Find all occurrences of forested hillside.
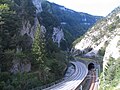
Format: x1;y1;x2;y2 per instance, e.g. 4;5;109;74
41;1;102;48
0;0;102;89
0;0;66;89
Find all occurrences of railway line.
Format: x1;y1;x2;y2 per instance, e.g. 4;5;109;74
89;70;96;90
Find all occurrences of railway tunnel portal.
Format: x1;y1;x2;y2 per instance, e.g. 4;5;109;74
88;63;95;70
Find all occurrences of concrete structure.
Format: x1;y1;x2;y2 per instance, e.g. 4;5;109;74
43;61;88;90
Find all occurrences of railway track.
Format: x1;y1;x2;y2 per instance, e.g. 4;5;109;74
89;70;96;90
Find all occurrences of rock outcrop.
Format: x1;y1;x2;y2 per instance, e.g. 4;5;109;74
11;0;44;73
32;0;43;13
74;6;120;59
52;27;65;47
73;7;120;89
103;33;120;70
21;0;43;40
10;59;31;74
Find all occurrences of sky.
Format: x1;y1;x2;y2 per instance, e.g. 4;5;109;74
47;0;120;16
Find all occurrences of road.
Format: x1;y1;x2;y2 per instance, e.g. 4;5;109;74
43;61;88;90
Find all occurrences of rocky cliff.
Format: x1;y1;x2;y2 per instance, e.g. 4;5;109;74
74;7;120;59
9;0;102;73
73;6;120;90
41;1;102;48
0;0;67;88
10;0;44;73
10;0;62;74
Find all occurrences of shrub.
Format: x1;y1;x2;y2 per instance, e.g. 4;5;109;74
0;72;11;82
98;47;105;56
101;57;120;89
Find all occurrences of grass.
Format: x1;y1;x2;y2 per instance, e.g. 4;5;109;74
75;56;94;62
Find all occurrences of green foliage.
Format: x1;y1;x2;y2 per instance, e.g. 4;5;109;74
0;0;21;72
0;4;9;12
0;0;67;89
49;60;65;79
101;57;120;90
63;29;74;49
32;24;46;68
108;23;116;31
0;72;11;82
108;16;120;31
14;0;36;25
0;50;14;71
19;34;33;52
46;39;60;54
0;3;21;50
52;51;67;62
60;40;68;50
72;36;84;47
31;24;66;83
98;47;106;56
0;72;42;90
38;11;60;34
41;1;102;49
41;1;51;11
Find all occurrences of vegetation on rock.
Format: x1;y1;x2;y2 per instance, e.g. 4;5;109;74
0;0;67;89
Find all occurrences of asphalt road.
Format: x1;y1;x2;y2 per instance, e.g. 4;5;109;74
44;61;88;90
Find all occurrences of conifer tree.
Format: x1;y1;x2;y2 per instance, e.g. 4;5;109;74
32;24;47;80
0;0;21;71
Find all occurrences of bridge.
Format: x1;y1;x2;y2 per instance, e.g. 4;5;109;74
43;61;88;90
37;58;100;90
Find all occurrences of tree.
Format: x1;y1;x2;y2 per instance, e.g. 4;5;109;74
0;0;21;71
14;0;36;25
32;24;47;81
32;24;45;65
103;57;120;89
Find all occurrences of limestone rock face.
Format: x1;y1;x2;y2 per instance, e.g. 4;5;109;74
73;9;120;88
21;0;43;40
10;59;31;74
74;7;120;58
41;25;46;34
20;0;45;40
11;0;45;74
21;18;38;40
103;34;120;70
52;27;65;47
32;0;43;13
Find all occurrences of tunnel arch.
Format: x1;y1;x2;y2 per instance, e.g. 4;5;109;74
88;63;95;70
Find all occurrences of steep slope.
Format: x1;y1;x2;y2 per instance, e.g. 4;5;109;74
0;0;66;89
73;6;120;90
74;6;120;57
0;0;102;89
41;1;102;48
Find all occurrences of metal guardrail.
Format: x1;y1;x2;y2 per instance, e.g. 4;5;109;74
31;78;64;90
31;63;76;90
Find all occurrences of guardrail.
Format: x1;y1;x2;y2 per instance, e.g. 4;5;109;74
31;62;76;90
45;61;88;90
30;79;64;90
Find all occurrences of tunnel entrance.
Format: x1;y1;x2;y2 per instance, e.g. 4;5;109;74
88;63;95;70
